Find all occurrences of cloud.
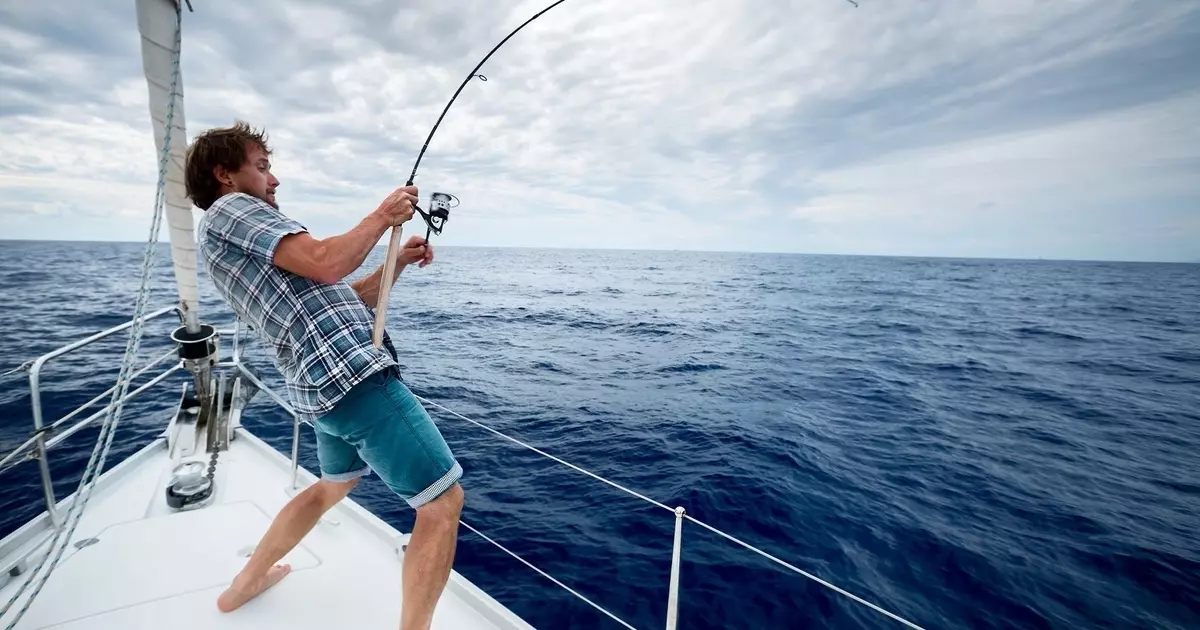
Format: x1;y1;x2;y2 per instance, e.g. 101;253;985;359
0;0;1197;261
789;92;1200;259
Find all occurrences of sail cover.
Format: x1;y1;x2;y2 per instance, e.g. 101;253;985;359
136;0;201;332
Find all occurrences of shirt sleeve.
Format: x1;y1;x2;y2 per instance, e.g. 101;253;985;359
209;193;307;263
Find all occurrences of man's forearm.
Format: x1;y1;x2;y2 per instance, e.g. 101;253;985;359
309;213;391;283
274;186;416;284
351;261;404;309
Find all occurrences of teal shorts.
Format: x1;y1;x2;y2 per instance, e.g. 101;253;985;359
312;367;462;508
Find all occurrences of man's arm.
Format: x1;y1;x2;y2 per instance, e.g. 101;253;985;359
349;263;394;309
350;237;434;308
272;186;418;284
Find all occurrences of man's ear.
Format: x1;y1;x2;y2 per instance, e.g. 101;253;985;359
212;164;234;189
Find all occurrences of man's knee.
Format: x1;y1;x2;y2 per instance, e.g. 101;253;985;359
416;482;464;523
314;477;359;506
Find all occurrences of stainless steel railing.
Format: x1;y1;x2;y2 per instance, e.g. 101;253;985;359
0;306;185;527
217;318;305;489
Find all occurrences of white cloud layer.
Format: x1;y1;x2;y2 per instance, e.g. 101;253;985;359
1;0;1197;261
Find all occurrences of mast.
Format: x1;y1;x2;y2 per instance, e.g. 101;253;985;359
136;0;201;334
135;0;220;442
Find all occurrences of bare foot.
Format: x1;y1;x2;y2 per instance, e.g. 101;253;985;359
217;564;292;613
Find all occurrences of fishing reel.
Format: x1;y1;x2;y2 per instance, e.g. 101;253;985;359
416;191;456;239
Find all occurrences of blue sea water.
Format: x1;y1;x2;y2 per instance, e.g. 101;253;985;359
0;239;1198;630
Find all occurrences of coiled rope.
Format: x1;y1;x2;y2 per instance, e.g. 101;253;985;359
0;5;184;627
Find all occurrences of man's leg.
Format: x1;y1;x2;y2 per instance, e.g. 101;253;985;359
217;478;359;612
400;482;464;630
327;369;465;629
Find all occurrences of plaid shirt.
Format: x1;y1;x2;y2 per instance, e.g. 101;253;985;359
198;192;398;423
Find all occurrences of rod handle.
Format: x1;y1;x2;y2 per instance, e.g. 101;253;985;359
372;225;404;348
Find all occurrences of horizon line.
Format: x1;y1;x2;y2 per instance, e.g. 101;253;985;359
0;238;1195;265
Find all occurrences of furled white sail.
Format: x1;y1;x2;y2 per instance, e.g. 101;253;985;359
136;0;201;333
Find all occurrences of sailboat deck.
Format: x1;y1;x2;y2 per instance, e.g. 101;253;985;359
0;426;534;630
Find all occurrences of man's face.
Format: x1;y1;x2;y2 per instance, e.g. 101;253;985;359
228;145;280;208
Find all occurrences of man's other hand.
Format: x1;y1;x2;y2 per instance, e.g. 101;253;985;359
399;236;435;268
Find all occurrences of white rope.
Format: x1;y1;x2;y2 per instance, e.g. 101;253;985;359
415;395;674;513
458;519;639;630
422;397;930;630
0;7;183;627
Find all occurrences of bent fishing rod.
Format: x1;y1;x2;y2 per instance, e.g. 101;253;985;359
372;0;572;347
371;0;860;347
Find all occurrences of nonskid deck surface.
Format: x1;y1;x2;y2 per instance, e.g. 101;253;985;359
0;427;534;630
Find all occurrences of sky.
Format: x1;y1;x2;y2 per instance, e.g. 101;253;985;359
1;0;1197;262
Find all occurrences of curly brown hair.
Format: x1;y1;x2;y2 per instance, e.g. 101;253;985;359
184;121;272;210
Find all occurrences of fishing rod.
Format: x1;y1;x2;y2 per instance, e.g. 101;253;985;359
370;0;861;347
372;0;573;348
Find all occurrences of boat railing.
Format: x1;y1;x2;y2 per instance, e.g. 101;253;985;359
222;322;928;630
0;305;185;528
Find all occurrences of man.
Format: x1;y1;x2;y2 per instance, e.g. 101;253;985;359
186;120;463;630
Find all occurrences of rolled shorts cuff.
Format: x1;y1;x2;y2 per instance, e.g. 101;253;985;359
407;461;463;509
322;465;371;483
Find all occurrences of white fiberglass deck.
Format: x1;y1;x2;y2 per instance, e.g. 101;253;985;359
0;425;534;630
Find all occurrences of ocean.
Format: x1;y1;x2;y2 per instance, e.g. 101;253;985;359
0;240;1197;630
